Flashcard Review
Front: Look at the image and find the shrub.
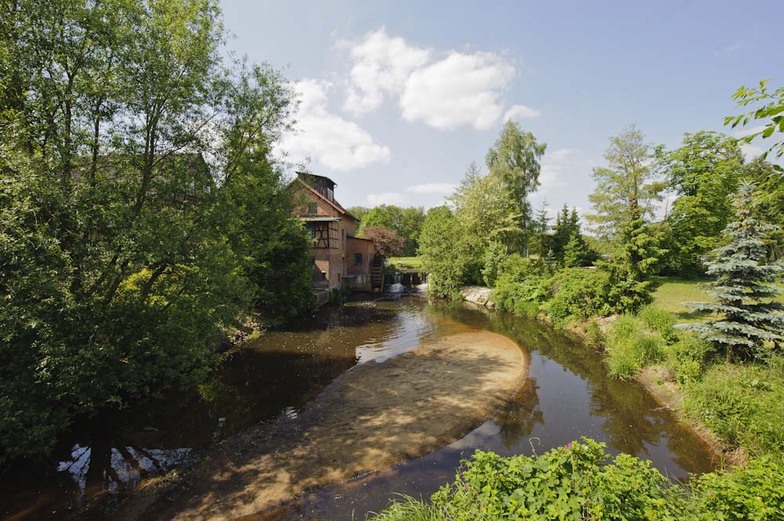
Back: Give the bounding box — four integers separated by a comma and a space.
492, 276, 545, 318
426, 439, 682, 520
691, 456, 784, 520
665, 334, 712, 384
481, 241, 508, 288
605, 315, 665, 380
585, 318, 606, 348
540, 268, 612, 325
371, 439, 784, 521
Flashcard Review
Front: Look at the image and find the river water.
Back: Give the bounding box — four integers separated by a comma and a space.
1, 297, 716, 520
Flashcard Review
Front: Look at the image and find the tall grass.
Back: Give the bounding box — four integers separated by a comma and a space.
605, 314, 666, 379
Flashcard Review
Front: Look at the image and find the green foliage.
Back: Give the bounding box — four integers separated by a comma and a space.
0, 0, 312, 461
686, 182, 784, 361
588, 126, 665, 242
638, 305, 677, 343
481, 241, 508, 288
657, 131, 743, 276
485, 121, 547, 254
684, 359, 784, 456
372, 440, 784, 521
746, 158, 784, 257
665, 334, 713, 384
726, 79, 784, 167
418, 206, 481, 298
491, 255, 549, 317
589, 127, 665, 312
451, 161, 524, 251
605, 315, 666, 380
356, 205, 425, 256
429, 439, 683, 520
541, 268, 613, 325
691, 456, 784, 521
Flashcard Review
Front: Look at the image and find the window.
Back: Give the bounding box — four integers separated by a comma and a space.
354, 253, 362, 266
308, 203, 317, 215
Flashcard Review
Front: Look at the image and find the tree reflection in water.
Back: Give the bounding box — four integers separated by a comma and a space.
495, 378, 544, 448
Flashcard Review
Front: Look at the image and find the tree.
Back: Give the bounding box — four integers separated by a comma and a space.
418, 206, 480, 297
588, 126, 666, 312
726, 80, 784, 168
356, 205, 425, 256
657, 131, 743, 276
360, 226, 405, 257
485, 121, 546, 254
450, 161, 522, 251
687, 182, 784, 362
0, 0, 310, 461
528, 201, 551, 258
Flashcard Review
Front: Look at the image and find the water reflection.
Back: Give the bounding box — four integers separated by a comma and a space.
495, 378, 544, 448
297, 301, 716, 520
2, 298, 717, 521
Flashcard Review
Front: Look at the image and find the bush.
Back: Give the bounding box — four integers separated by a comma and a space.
371, 441, 784, 521
691, 456, 784, 520
481, 241, 508, 288
684, 360, 784, 455
540, 268, 612, 325
665, 334, 712, 384
605, 315, 665, 380
493, 276, 545, 318
374, 439, 685, 520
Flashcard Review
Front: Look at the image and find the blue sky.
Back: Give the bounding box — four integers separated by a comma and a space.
220, 0, 783, 217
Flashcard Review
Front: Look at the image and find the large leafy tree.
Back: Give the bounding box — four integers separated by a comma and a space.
450, 161, 522, 251
418, 206, 480, 298
0, 0, 309, 460
687, 182, 783, 362
356, 204, 425, 256
657, 131, 743, 276
485, 120, 546, 254
588, 126, 666, 312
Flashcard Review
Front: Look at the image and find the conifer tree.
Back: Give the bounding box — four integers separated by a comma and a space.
687, 182, 784, 361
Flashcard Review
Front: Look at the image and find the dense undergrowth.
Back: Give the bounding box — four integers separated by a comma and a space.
370, 439, 784, 520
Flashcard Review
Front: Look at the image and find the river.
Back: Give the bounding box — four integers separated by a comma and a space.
0, 296, 716, 520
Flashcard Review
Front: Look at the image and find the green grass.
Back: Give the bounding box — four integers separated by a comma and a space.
650, 276, 784, 323
388, 256, 423, 270
650, 277, 715, 323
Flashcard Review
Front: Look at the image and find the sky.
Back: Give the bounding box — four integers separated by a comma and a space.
219, 0, 784, 218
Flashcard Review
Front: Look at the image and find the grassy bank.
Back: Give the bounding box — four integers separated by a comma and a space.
388, 256, 423, 270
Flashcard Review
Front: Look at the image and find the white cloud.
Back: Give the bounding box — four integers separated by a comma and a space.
279, 79, 391, 171
407, 182, 458, 196
367, 192, 405, 205
502, 104, 541, 121
343, 28, 431, 115
342, 29, 538, 130
400, 52, 515, 130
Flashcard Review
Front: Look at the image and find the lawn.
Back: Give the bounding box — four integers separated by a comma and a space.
388, 256, 423, 270
650, 276, 784, 323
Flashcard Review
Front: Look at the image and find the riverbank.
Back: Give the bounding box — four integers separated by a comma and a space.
459, 284, 741, 468
110, 331, 527, 520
